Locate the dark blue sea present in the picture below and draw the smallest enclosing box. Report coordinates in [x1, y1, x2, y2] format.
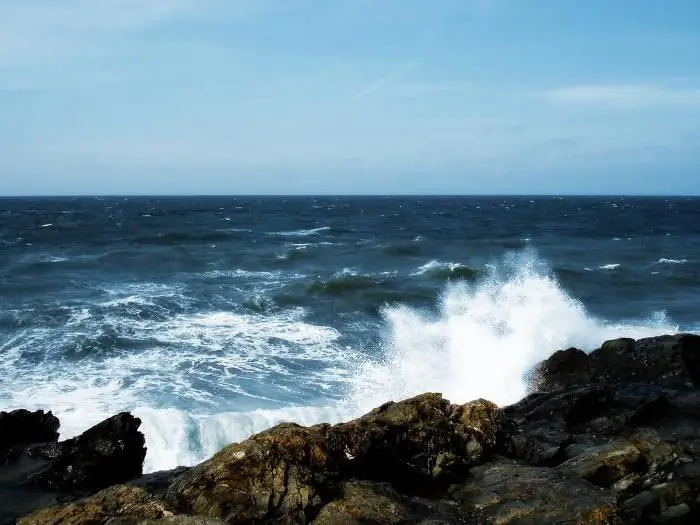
[1, 196, 699, 471]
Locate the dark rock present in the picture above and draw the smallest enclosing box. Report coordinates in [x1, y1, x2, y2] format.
[18, 485, 172, 525]
[311, 481, 461, 524]
[532, 334, 700, 392]
[0, 413, 147, 525]
[128, 467, 192, 498]
[449, 457, 620, 524]
[165, 394, 500, 523]
[556, 439, 643, 487]
[529, 347, 590, 391]
[165, 421, 339, 524]
[24, 412, 146, 492]
[0, 410, 59, 454]
[10, 333, 700, 524]
[327, 394, 501, 488]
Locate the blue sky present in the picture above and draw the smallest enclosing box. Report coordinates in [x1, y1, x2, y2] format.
[1, 0, 699, 195]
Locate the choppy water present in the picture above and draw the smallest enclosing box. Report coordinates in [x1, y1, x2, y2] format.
[1, 196, 698, 472]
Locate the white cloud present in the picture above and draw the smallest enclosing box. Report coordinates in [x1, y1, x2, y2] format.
[543, 84, 700, 109]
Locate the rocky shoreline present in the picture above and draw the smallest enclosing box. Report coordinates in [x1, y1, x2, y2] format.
[2, 333, 700, 524]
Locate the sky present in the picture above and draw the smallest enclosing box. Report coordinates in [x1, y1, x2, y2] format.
[1, 0, 699, 195]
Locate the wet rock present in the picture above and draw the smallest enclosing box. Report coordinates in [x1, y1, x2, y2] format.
[165, 394, 501, 523]
[311, 481, 460, 525]
[529, 347, 590, 392]
[107, 519, 228, 525]
[557, 440, 643, 487]
[328, 394, 501, 487]
[10, 333, 700, 524]
[532, 334, 700, 392]
[24, 412, 146, 492]
[0, 410, 59, 454]
[165, 422, 339, 524]
[449, 458, 620, 524]
[18, 485, 172, 525]
[1, 413, 147, 524]
[128, 467, 192, 498]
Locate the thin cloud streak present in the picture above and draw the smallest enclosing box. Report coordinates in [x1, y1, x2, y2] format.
[544, 84, 700, 109]
[350, 59, 421, 100]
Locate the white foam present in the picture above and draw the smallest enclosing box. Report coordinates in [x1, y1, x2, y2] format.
[0, 250, 684, 474]
[136, 404, 349, 471]
[267, 226, 330, 237]
[411, 260, 468, 276]
[344, 250, 677, 413]
[598, 264, 621, 270]
[656, 258, 688, 265]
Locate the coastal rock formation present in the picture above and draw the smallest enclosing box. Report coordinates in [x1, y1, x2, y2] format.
[0, 410, 59, 454]
[0, 413, 147, 524]
[6, 333, 700, 524]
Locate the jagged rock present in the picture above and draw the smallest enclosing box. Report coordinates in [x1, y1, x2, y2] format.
[532, 334, 700, 392]
[0, 410, 59, 454]
[557, 439, 643, 486]
[24, 412, 146, 492]
[128, 467, 192, 498]
[10, 333, 700, 524]
[110, 519, 227, 525]
[18, 485, 172, 525]
[165, 421, 338, 524]
[449, 458, 620, 524]
[311, 481, 460, 524]
[327, 394, 501, 487]
[165, 394, 501, 523]
[1, 413, 147, 525]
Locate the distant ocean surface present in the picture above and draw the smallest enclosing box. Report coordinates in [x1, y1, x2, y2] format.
[1, 196, 699, 472]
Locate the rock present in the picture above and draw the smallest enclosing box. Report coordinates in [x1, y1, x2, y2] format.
[166, 394, 501, 523]
[107, 519, 227, 525]
[24, 412, 146, 492]
[311, 481, 460, 524]
[18, 485, 172, 525]
[529, 347, 590, 392]
[557, 439, 643, 487]
[0, 410, 59, 454]
[165, 422, 339, 524]
[0, 413, 147, 525]
[128, 467, 192, 498]
[449, 458, 620, 524]
[532, 334, 700, 392]
[328, 394, 500, 487]
[10, 333, 700, 524]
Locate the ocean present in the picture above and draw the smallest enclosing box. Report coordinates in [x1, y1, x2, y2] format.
[1, 195, 698, 473]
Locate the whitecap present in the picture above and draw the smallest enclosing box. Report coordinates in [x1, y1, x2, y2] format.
[656, 258, 688, 265]
[267, 226, 330, 237]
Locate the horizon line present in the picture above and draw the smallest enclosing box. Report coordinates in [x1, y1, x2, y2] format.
[1, 193, 699, 199]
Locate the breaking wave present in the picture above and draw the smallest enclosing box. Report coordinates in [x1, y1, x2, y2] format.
[0, 250, 680, 473]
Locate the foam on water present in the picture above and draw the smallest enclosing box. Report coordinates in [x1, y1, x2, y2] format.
[345, 250, 677, 412]
[657, 258, 688, 265]
[0, 250, 681, 473]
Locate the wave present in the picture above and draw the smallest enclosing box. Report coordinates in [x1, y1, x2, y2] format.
[585, 263, 621, 271]
[411, 260, 480, 280]
[266, 226, 331, 237]
[656, 258, 688, 265]
[343, 249, 678, 414]
[0, 249, 683, 473]
[381, 240, 423, 256]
